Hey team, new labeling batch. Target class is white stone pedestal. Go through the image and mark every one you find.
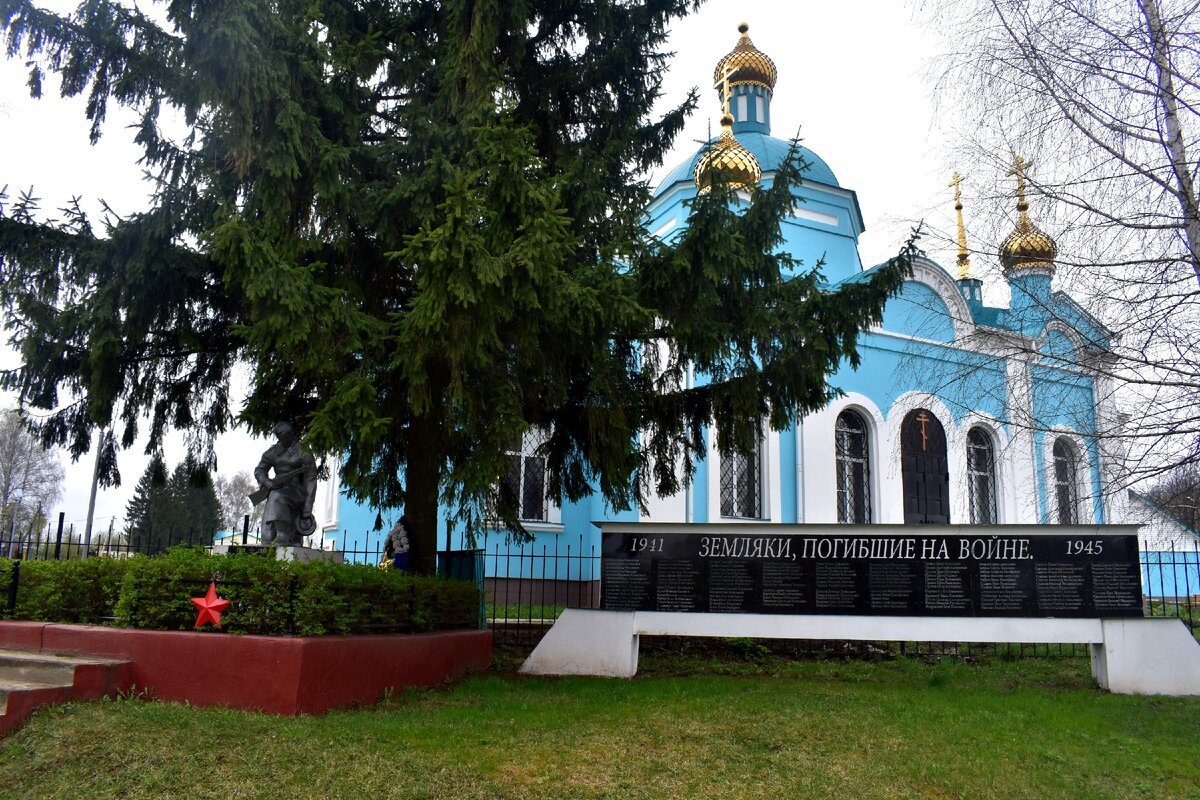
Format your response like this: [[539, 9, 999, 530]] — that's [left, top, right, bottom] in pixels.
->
[[276, 546, 345, 564], [521, 608, 1200, 696], [1090, 618, 1200, 695], [210, 544, 345, 564]]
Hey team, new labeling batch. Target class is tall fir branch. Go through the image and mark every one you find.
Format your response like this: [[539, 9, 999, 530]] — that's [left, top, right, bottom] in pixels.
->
[[1, 1, 912, 572]]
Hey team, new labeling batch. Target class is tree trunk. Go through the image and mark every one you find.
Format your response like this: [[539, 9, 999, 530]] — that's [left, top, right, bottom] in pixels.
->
[[404, 385, 446, 576], [1141, 0, 1200, 288], [405, 426, 440, 576]]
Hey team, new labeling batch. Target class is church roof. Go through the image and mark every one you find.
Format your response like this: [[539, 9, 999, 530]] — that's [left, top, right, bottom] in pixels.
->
[[654, 132, 840, 198]]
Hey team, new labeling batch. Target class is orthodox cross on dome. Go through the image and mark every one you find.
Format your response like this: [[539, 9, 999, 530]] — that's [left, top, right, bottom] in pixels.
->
[[948, 170, 965, 199], [948, 172, 972, 280], [998, 151, 1058, 272], [1006, 154, 1033, 213], [716, 64, 736, 118]]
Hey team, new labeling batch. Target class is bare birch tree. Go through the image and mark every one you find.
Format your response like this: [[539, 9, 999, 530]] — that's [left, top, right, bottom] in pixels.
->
[[918, 0, 1200, 486], [0, 408, 63, 535], [213, 471, 262, 536], [1146, 462, 1200, 529]]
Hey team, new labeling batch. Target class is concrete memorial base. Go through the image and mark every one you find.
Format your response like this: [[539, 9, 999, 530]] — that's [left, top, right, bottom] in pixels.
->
[[210, 544, 345, 564], [520, 609, 1200, 696]]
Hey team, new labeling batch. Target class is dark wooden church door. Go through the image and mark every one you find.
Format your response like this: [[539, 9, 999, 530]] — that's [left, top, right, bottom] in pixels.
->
[[901, 408, 950, 524]]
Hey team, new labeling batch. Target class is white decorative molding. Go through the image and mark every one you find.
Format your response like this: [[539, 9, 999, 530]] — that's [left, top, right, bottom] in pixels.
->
[[907, 257, 975, 341], [791, 208, 839, 226], [651, 217, 677, 239]]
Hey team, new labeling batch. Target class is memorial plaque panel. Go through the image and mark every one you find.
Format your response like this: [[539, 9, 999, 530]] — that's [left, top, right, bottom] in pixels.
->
[[600, 558, 653, 611], [923, 561, 971, 613], [761, 561, 810, 612], [978, 562, 1035, 614], [816, 562, 862, 611], [869, 562, 918, 612], [600, 528, 1143, 618], [655, 559, 703, 612]]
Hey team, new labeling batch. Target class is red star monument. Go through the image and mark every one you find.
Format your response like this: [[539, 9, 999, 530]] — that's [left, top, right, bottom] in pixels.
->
[[191, 581, 232, 629]]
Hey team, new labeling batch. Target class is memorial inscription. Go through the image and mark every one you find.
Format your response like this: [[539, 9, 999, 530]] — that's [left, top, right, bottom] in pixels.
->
[[600, 529, 1142, 618]]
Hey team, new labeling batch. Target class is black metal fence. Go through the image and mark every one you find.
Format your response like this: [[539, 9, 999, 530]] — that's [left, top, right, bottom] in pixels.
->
[[482, 535, 1200, 654], [1141, 541, 1200, 642], [1, 512, 413, 567], [4, 512, 1198, 655], [484, 533, 599, 647]]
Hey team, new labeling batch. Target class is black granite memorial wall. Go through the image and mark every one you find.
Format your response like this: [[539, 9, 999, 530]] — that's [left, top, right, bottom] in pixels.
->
[[600, 529, 1142, 617]]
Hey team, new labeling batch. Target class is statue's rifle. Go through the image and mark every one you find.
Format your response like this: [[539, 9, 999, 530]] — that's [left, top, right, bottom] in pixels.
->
[[247, 465, 309, 506]]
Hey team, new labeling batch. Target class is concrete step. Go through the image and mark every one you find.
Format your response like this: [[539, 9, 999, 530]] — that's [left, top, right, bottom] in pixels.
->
[[0, 648, 134, 737], [0, 654, 76, 686]]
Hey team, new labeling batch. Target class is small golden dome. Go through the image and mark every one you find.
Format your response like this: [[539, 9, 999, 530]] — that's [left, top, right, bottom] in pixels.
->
[[999, 155, 1057, 272], [694, 114, 762, 192], [1000, 217, 1058, 272], [713, 23, 777, 94]]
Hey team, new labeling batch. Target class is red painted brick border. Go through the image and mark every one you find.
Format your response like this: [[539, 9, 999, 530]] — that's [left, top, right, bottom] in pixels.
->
[[0, 622, 491, 715]]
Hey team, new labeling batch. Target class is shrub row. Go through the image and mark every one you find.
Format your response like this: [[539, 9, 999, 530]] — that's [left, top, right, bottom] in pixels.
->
[[0, 547, 482, 635]]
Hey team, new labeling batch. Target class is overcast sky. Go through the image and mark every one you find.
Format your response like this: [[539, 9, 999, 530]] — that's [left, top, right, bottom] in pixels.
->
[[0, 0, 972, 533]]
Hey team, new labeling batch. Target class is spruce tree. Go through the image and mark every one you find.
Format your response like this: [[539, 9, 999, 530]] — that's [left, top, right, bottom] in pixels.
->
[[125, 458, 169, 553], [170, 457, 221, 545], [126, 457, 219, 553], [1, 2, 913, 573]]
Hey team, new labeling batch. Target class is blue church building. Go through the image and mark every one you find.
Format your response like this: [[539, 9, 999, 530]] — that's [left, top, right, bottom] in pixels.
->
[[314, 24, 1128, 576]]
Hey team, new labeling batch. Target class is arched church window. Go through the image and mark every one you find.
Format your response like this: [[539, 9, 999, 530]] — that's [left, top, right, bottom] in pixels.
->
[[835, 410, 871, 524], [1052, 438, 1080, 525], [500, 428, 553, 522], [720, 429, 762, 519], [967, 427, 998, 525]]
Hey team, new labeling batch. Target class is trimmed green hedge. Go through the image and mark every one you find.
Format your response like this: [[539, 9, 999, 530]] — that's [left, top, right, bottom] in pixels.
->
[[0, 548, 482, 636]]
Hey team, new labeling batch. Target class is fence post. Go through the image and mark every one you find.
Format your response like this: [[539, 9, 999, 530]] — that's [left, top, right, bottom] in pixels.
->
[[242, 514, 250, 546], [475, 549, 486, 630], [6, 560, 18, 615], [53, 513, 65, 560], [540, 542, 548, 613]]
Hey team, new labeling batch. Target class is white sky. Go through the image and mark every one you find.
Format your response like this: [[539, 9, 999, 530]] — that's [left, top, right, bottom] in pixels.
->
[[0, 0, 971, 532]]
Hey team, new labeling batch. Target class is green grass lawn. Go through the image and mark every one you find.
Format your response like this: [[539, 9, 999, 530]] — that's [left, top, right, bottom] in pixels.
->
[[487, 601, 565, 621], [2, 648, 1198, 800]]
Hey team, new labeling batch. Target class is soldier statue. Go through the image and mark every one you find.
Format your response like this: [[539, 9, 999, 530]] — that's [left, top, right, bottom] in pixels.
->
[[252, 422, 318, 547]]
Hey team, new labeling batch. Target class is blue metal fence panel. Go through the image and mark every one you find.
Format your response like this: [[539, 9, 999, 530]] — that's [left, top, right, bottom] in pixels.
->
[[1141, 549, 1200, 599]]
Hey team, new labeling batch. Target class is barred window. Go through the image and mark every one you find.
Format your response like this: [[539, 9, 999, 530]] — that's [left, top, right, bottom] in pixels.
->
[[500, 429, 550, 522], [967, 427, 998, 525], [836, 410, 871, 524], [720, 430, 762, 519], [1053, 438, 1080, 525]]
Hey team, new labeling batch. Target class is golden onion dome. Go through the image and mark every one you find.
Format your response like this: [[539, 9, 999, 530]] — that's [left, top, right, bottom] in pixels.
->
[[694, 114, 762, 192], [713, 23, 777, 94], [999, 155, 1058, 272], [1000, 215, 1058, 271]]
